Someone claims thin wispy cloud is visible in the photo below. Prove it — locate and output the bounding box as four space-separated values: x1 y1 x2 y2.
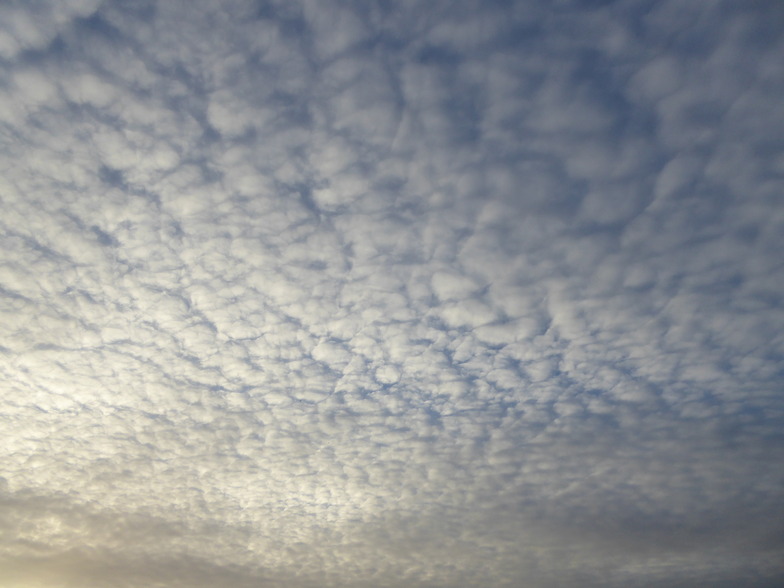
1 1 783 587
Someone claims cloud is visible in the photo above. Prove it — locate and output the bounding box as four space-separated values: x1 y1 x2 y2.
1 0 783 587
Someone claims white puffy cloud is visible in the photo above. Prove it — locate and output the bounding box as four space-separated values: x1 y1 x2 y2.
1 0 783 587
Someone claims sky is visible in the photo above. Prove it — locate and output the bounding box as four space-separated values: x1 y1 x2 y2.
0 0 783 586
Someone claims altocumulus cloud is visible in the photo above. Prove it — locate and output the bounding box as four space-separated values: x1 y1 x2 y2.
1 0 783 587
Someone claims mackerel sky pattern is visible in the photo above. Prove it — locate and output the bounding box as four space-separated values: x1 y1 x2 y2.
1 1 783 587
